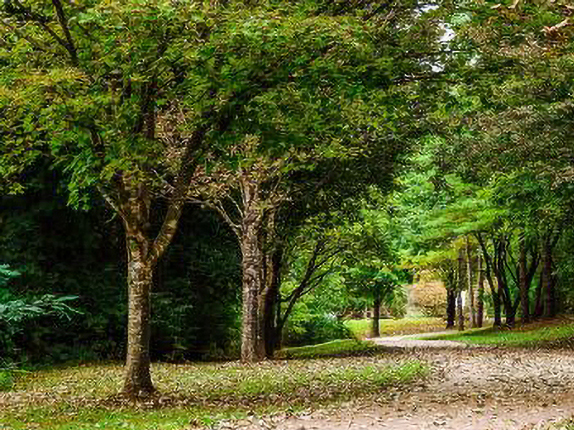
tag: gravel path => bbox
[217,349,574,430]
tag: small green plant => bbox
[0,264,82,360]
[0,369,13,391]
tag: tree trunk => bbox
[493,237,514,327]
[263,246,283,358]
[240,213,266,363]
[476,233,501,328]
[120,180,155,397]
[542,237,555,318]
[519,231,530,324]
[466,237,476,328]
[477,255,484,328]
[456,289,464,331]
[239,173,267,363]
[123,243,154,396]
[457,247,465,331]
[534,264,544,318]
[372,296,381,338]
[446,286,456,329]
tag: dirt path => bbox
[371,331,476,349]
[216,349,574,430]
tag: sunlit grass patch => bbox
[420,319,574,347]
[345,317,446,339]
[276,339,380,359]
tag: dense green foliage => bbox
[0,168,241,363]
[2,0,574,405]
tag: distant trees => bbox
[345,268,403,338]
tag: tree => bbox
[345,267,403,338]
[0,0,247,396]
[184,0,447,360]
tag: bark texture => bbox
[476,233,501,328]
[446,286,456,329]
[457,247,465,332]
[466,237,476,328]
[239,177,266,363]
[518,232,530,324]
[542,238,555,318]
[124,249,154,396]
[477,256,485,328]
[119,180,155,396]
[372,296,381,338]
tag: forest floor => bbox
[2,320,574,430]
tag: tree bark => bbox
[493,236,516,327]
[542,236,555,318]
[518,231,530,324]
[240,215,265,362]
[119,179,155,397]
[263,246,283,358]
[466,237,476,328]
[477,255,484,328]
[457,247,465,331]
[123,240,154,396]
[534,263,544,318]
[446,286,456,329]
[239,176,266,363]
[476,233,501,328]
[372,296,381,338]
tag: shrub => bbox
[284,307,352,346]
[0,265,81,362]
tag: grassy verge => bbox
[419,319,574,347]
[345,317,445,339]
[276,339,381,359]
[0,355,429,430]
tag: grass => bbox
[276,339,381,359]
[0,370,13,392]
[0,353,429,430]
[419,318,574,347]
[345,316,446,339]
[545,418,574,430]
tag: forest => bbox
[1,1,574,429]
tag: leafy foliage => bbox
[0,264,80,361]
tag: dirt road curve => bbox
[215,349,574,430]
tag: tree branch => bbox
[149,118,212,265]
[9,0,73,61]
[51,0,78,66]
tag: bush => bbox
[0,264,81,362]
[409,281,447,318]
[284,308,352,346]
